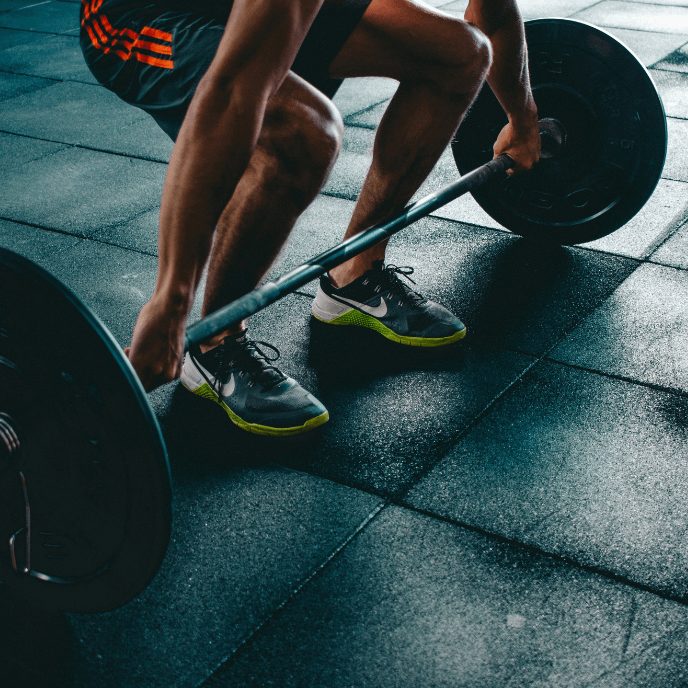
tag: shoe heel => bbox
[179,353,207,393]
[311,289,351,323]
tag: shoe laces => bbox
[194,336,287,394]
[376,264,426,306]
[232,338,286,390]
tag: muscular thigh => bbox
[329,0,475,81]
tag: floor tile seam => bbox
[612,0,688,7]
[542,355,688,398]
[581,633,682,688]
[526,254,644,353]
[620,596,638,657]
[0,66,94,88]
[642,241,688,270]
[0,213,157,257]
[100,200,162,237]
[662,174,688,185]
[569,0,610,17]
[0,71,54,95]
[570,19,688,37]
[85,228,158,256]
[195,501,389,688]
[396,255,644,498]
[343,120,377,132]
[636,202,688,259]
[645,216,688,259]
[650,54,688,69]
[0,25,75,36]
[394,354,544,501]
[0,225,87,258]
[3,0,52,11]
[342,97,393,125]
[0,213,90,239]
[651,65,688,74]
[262,459,395,502]
[23,139,72,164]
[392,499,688,607]
[0,126,169,164]
[646,255,688,270]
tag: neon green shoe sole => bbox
[187,382,330,437]
[313,308,467,348]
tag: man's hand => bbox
[126,297,187,391]
[493,115,541,175]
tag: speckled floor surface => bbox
[1,0,687,686]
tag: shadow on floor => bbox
[0,595,75,687]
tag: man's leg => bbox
[197,73,343,346]
[326,0,492,286]
[178,73,341,436]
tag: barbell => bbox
[0,18,667,613]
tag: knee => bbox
[262,93,343,203]
[465,24,493,77]
[300,96,344,180]
[431,21,492,96]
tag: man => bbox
[81,0,540,436]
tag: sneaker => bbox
[311,262,466,347]
[180,333,329,437]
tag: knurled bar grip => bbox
[184,153,514,350]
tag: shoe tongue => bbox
[227,331,247,345]
[222,332,248,352]
[226,333,286,388]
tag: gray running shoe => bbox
[312,262,466,347]
[180,333,329,436]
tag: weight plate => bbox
[452,18,667,244]
[0,249,171,612]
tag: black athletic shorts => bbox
[80,0,372,140]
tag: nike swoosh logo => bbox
[334,294,388,318]
[194,359,236,397]
[220,373,236,397]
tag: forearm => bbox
[467,1,536,125]
[153,78,266,312]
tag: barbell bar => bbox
[0,18,667,613]
[185,148,522,349]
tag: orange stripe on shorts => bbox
[84,23,101,50]
[91,16,108,44]
[84,10,174,70]
[134,52,174,69]
[135,38,173,55]
[140,26,173,43]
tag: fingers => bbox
[138,364,181,392]
[492,121,541,174]
[126,350,181,391]
[494,146,539,174]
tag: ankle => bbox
[329,258,380,288]
[198,323,247,353]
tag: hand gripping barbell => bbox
[0,18,667,613]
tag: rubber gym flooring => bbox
[0,0,687,686]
